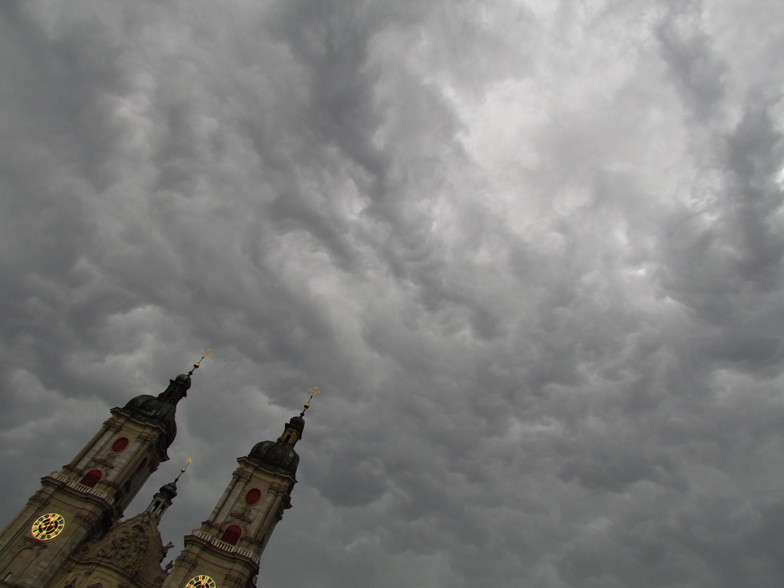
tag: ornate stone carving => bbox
[229,505,257,523]
[175,553,198,567]
[233,469,252,482]
[21,536,47,551]
[224,573,246,587]
[75,511,99,526]
[96,524,148,572]
[27,489,48,506]
[91,455,116,469]
[137,433,155,446]
[105,419,123,432]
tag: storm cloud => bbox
[2,1,784,586]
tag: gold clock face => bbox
[185,575,216,588]
[31,513,66,541]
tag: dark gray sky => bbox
[2,1,784,586]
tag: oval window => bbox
[221,525,242,545]
[245,489,261,505]
[112,438,129,452]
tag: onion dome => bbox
[158,480,179,501]
[123,374,191,446]
[247,389,318,477]
[249,440,300,476]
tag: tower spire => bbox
[302,386,320,416]
[157,348,213,404]
[189,348,213,376]
[123,349,213,446]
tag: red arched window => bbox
[80,470,103,488]
[221,525,242,545]
[112,437,129,452]
[245,489,261,505]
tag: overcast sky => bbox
[1,1,783,586]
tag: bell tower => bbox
[0,360,204,588]
[161,390,319,588]
[51,463,190,588]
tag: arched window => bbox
[80,470,103,488]
[221,525,242,545]
[245,489,261,505]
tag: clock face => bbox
[185,575,217,588]
[31,513,66,541]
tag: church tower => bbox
[161,392,318,588]
[53,465,189,588]
[0,363,200,588]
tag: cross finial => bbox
[174,458,192,483]
[187,348,213,376]
[301,387,321,416]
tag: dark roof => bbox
[122,374,191,446]
[248,440,300,477]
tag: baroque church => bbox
[0,360,313,588]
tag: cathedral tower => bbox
[53,466,188,588]
[161,392,317,588]
[0,365,199,588]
